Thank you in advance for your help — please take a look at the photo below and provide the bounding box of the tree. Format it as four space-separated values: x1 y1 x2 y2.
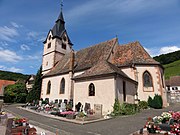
26 66 42 102
4 83 27 103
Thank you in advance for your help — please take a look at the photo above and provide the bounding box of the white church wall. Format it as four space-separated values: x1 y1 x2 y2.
41 74 70 103
122 65 165 102
55 38 72 54
43 32 56 55
42 53 55 72
74 76 115 115
116 77 136 104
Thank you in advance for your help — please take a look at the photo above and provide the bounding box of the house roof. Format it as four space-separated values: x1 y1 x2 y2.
43 38 160 80
44 38 117 77
112 41 160 67
73 60 137 83
25 75 36 83
0 80 15 96
166 76 180 86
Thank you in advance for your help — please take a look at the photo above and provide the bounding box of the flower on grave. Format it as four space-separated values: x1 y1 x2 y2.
153 116 163 124
170 123 180 134
14 117 27 124
161 112 172 120
172 111 180 121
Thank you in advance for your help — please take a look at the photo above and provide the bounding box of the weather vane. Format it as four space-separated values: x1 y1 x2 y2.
61 0 63 11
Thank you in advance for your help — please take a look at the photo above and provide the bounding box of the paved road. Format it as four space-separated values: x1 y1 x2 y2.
3 103 180 135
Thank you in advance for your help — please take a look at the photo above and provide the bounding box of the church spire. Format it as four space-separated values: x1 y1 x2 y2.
56 0 65 23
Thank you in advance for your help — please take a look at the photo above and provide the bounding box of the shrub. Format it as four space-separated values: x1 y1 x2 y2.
153 94 163 109
148 94 163 109
77 112 86 118
112 99 121 116
138 101 148 110
112 99 139 116
66 103 73 111
42 100 48 104
148 96 153 107
120 103 139 115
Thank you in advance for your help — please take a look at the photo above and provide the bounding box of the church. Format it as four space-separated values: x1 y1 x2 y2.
40 8 167 114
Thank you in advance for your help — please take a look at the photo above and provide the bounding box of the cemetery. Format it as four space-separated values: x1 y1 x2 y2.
132 111 180 135
22 100 108 124
0 111 38 135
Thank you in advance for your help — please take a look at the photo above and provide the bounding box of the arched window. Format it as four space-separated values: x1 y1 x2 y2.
143 71 153 87
47 81 51 94
89 83 95 96
60 78 65 94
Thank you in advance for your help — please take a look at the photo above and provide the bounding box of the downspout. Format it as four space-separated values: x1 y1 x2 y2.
114 74 118 99
69 50 75 100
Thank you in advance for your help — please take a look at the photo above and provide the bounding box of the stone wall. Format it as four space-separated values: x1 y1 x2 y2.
167 91 180 103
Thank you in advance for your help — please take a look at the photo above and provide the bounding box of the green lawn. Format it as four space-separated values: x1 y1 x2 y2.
163 59 180 79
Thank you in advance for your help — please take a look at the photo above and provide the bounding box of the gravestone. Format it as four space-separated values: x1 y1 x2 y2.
39 100 42 106
5 117 14 135
55 103 59 108
94 104 102 117
75 102 81 112
84 103 91 112
60 102 66 112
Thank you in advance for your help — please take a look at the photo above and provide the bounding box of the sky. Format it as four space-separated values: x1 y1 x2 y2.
0 0 180 75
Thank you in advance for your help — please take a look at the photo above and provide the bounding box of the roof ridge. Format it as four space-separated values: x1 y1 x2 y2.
77 37 117 52
119 41 139 46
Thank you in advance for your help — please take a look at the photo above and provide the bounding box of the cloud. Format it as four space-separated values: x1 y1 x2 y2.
0 65 23 73
38 37 46 42
21 44 30 51
29 66 34 68
0 26 19 42
0 49 23 62
159 46 180 54
27 31 39 39
27 55 41 60
0 41 8 47
66 0 174 22
11 22 20 28
145 45 180 57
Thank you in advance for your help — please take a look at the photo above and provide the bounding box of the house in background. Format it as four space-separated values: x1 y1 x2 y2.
40 8 168 114
166 76 180 92
25 75 36 93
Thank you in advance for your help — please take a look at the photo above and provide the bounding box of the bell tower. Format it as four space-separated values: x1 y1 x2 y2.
42 2 73 75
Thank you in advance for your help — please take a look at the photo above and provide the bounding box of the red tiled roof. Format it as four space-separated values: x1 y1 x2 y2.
44 38 117 77
43 38 160 79
73 60 137 83
166 76 180 86
112 41 159 67
0 80 15 95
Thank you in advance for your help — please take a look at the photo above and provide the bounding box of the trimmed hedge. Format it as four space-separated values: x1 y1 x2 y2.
148 94 163 109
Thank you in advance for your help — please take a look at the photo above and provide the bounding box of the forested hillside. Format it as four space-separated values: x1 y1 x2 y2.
0 70 29 81
153 50 180 65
